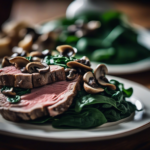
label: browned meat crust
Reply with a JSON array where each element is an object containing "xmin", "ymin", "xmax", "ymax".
[
  {"xmin": 0, "ymin": 75, "xmax": 82, "ymax": 122},
  {"xmin": 0, "ymin": 65, "xmax": 66, "ymax": 89}
]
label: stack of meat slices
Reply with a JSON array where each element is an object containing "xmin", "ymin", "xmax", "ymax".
[{"xmin": 0, "ymin": 64, "xmax": 82, "ymax": 122}]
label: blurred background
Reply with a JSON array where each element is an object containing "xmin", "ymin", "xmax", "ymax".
[
  {"xmin": 1, "ymin": 0, "xmax": 150, "ymax": 28},
  {"xmin": 0, "ymin": 0, "xmax": 150, "ymax": 69}
]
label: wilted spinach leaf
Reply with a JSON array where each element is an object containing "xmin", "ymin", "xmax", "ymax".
[
  {"xmin": 43, "ymin": 55, "xmax": 76, "ymax": 68},
  {"xmin": 25, "ymin": 56, "xmax": 32, "ymax": 61},
  {"xmin": 110, "ymin": 79, "xmax": 133, "ymax": 97},
  {"xmin": 52, "ymin": 108, "xmax": 107, "ymax": 129},
  {"xmin": 1, "ymin": 86, "xmax": 31, "ymax": 104},
  {"xmin": 75, "ymin": 93, "xmax": 118, "ymax": 112},
  {"xmin": 27, "ymin": 116, "xmax": 53, "ymax": 124},
  {"xmin": 7, "ymin": 95, "xmax": 20, "ymax": 104}
]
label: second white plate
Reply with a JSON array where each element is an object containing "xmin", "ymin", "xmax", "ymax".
[{"xmin": 91, "ymin": 57, "xmax": 150, "ymax": 74}]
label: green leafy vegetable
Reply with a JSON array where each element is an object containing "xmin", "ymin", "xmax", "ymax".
[
  {"xmin": 110, "ymin": 80, "xmax": 133, "ymax": 97},
  {"xmin": 43, "ymin": 55, "xmax": 76, "ymax": 68},
  {"xmin": 1, "ymin": 86, "xmax": 31, "ymax": 104},
  {"xmin": 52, "ymin": 108, "xmax": 107, "ymax": 129},
  {"xmin": 25, "ymin": 77, "xmax": 136, "ymax": 129},
  {"xmin": 25, "ymin": 56, "xmax": 32, "ymax": 61},
  {"xmin": 40, "ymin": 12, "xmax": 150, "ymax": 64},
  {"xmin": 7, "ymin": 95, "xmax": 20, "ymax": 104},
  {"xmin": 27, "ymin": 116, "xmax": 53, "ymax": 124},
  {"xmin": 75, "ymin": 93, "xmax": 118, "ymax": 112}
]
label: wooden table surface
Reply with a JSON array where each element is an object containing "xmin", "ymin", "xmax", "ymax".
[{"xmin": 0, "ymin": 1, "xmax": 150, "ymax": 150}]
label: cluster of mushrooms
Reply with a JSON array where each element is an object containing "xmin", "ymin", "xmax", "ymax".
[
  {"xmin": 83, "ymin": 65, "xmax": 116, "ymax": 94},
  {"xmin": 2, "ymin": 56, "xmax": 50, "ymax": 74},
  {"xmin": 0, "ymin": 21, "xmax": 57, "ymax": 60},
  {"xmin": 1, "ymin": 44, "xmax": 116, "ymax": 94},
  {"xmin": 56, "ymin": 45, "xmax": 116, "ymax": 94}
]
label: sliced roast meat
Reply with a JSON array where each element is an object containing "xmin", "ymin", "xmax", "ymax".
[
  {"xmin": 0, "ymin": 75, "xmax": 82, "ymax": 121},
  {"xmin": 0, "ymin": 65, "xmax": 66, "ymax": 88},
  {"xmin": 32, "ymin": 65, "xmax": 66, "ymax": 87}
]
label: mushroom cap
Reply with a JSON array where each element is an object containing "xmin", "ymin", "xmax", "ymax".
[
  {"xmin": 94, "ymin": 64, "xmax": 108, "ymax": 80},
  {"xmin": 67, "ymin": 73, "xmax": 76, "ymax": 81},
  {"xmin": 67, "ymin": 61, "xmax": 92, "ymax": 71},
  {"xmin": 96, "ymin": 79, "xmax": 116, "ymax": 90},
  {"xmin": 2, "ymin": 57, "xmax": 11, "ymax": 68},
  {"xmin": 2, "ymin": 87, "xmax": 16, "ymax": 96},
  {"xmin": 9, "ymin": 56, "xmax": 30, "ymax": 68},
  {"xmin": 56, "ymin": 45, "xmax": 76, "ymax": 57},
  {"xmin": 18, "ymin": 34, "xmax": 33, "ymax": 52},
  {"xmin": 81, "ymin": 56, "xmax": 90, "ymax": 61},
  {"xmin": 94, "ymin": 64, "xmax": 116, "ymax": 90},
  {"xmin": 84, "ymin": 82, "xmax": 104, "ymax": 94},
  {"xmin": 29, "ymin": 51, "xmax": 43, "ymax": 57},
  {"xmin": 83, "ymin": 71, "xmax": 94, "ymax": 83},
  {"xmin": 26, "ymin": 62, "xmax": 50, "ymax": 73}
]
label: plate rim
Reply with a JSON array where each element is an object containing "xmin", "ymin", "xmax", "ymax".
[{"xmin": 91, "ymin": 57, "xmax": 150, "ymax": 75}]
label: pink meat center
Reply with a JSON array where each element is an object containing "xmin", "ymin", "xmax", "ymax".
[
  {"xmin": 21, "ymin": 80, "xmax": 74, "ymax": 109},
  {"xmin": 0, "ymin": 66, "xmax": 21, "ymax": 74}
]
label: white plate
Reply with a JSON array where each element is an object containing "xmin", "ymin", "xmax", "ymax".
[
  {"xmin": 91, "ymin": 57, "xmax": 150, "ymax": 75},
  {"xmin": 0, "ymin": 76, "xmax": 150, "ymax": 142}
]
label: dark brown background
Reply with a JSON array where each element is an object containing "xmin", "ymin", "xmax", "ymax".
[{"xmin": 0, "ymin": 1, "xmax": 150, "ymax": 150}]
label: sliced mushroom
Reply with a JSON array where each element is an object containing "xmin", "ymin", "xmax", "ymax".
[
  {"xmin": 94, "ymin": 64, "xmax": 116, "ymax": 90},
  {"xmin": 19, "ymin": 27, "xmax": 39, "ymax": 42},
  {"xmin": 26, "ymin": 62, "xmax": 50, "ymax": 73},
  {"xmin": 2, "ymin": 87, "xmax": 16, "ymax": 97},
  {"xmin": 32, "ymin": 32, "xmax": 56, "ymax": 52},
  {"xmin": 2, "ymin": 57, "xmax": 11, "ymax": 68},
  {"xmin": 29, "ymin": 50, "xmax": 50, "ymax": 58},
  {"xmin": 65, "ymin": 68, "xmax": 77, "ymax": 81},
  {"xmin": 83, "ymin": 72, "xmax": 98, "ymax": 87},
  {"xmin": 18, "ymin": 34, "xmax": 33, "ymax": 52},
  {"xmin": 67, "ymin": 61, "xmax": 92, "ymax": 71},
  {"xmin": 56, "ymin": 45, "xmax": 76, "ymax": 57},
  {"xmin": 76, "ymin": 56, "xmax": 91, "ymax": 67},
  {"xmin": 29, "ymin": 51, "xmax": 43, "ymax": 57},
  {"xmin": 84, "ymin": 82, "xmax": 104, "ymax": 94},
  {"xmin": 83, "ymin": 71, "xmax": 104, "ymax": 94},
  {"xmin": 9, "ymin": 56, "xmax": 30, "ymax": 69}
]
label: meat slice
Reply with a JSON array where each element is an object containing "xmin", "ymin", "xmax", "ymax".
[
  {"xmin": 32, "ymin": 65, "xmax": 66, "ymax": 87},
  {"xmin": 0, "ymin": 75, "xmax": 82, "ymax": 122},
  {"xmin": 0, "ymin": 65, "xmax": 66, "ymax": 88}
]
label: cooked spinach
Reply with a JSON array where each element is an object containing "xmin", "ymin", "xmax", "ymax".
[
  {"xmin": 39, "ymin": 11, "xmax": 150, "ymax": 64},
  {"xmin": 52, "ymin": 108, "xmax": 107, "ymax": 129},
  {"xmin": 25, "ymin": 56, "xmax": 32, "ymax": 61},
  {"xmin": 43, "ymin": 55, "xmax": 76, "ymax": 68},
  {"xmin": 26, "ymin": 79, "xmax": 136, "ymax": 128},
  {"xmin": 75, "ymin": 93, "xmax": 118, "ymax": 112},
  {"xmin": 1, "ymin": 86, "xmax": 31, "ymax": 104},
  {"xmin": 7, "ymin": 95, "xmax": 20, "ymax": 104},
  {"xmin": 27, "ymin": 116, "xmax": 53, "ymax": 124}
]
